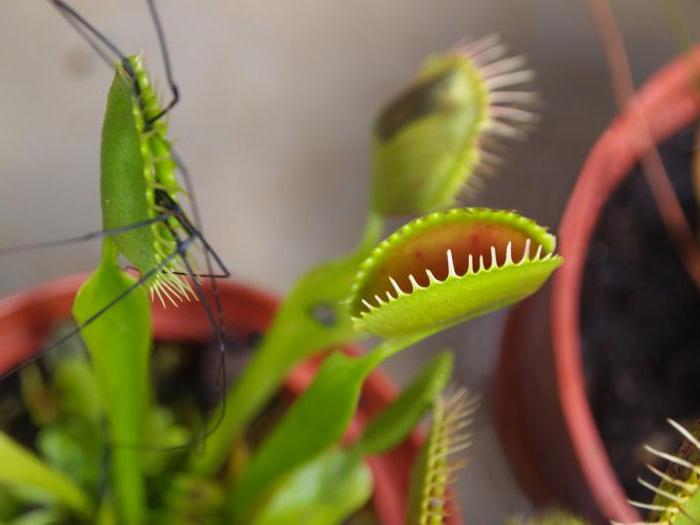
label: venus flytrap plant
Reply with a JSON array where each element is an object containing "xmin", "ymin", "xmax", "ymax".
[
  {"xmin": 247, "ymin": 352, "xmax": 454, "ymax": 525},
  {"xmin": 0, "ymin": 2, "xmax": 561, "ymax": 523},
  {"xmin": 224, "ymin": 206, "xmax": 561, "ymax": 522},
  {"xmin": 193, "ymin": 34, "xmax": 537, "ymax": 477}
]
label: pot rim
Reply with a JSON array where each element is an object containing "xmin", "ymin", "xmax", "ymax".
[{"xmin": 552, "ymin": 46, "xmax": 700, "ymax": 521}]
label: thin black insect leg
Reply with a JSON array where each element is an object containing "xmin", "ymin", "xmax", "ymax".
[
  {"xmin": 98, "ymin": 232, "xmax": 221, "ymax": 455},
  {"xmin": 50, "ymin": 1, "xmax": 128, "ymax": 66},
  {"xmin": 173, "ymin": 215, "xmax": 230, "ymax": 278},
  {"xmin": 0, "ymin": 236, "xmax": 195, "ymax": 382},
  {"xmin": 169, "ymin": 225, "xmax": 231, "ymax": 279},
  {"xmin": 145, "ymin": 0, "xmax": 180, "ymax": 125},
  {"xmin": 167, "ymin": 151, "xmax": 229, "ymax": 407},
  {"xmin": 50, "ymin": 0, "xmax": 140, "ymax": 98},
  {"xmin": 165, "ymin": 225, "xmax": 228, "ymax": 445},
  {"xmin": 154, "ymin": 189, "xmax": 231, "ymax": 278},
  {"xmin": 0, "ymin": 213, "xmax": 173, "ymax": 257},
  {"xmin": 106, "ymin": 232, "xmax": 223, "ymax": 454}
]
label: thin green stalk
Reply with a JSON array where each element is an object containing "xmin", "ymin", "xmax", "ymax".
[{"xmin": 72, "ymin": 238, "xmax": 151, "ymax": 525}]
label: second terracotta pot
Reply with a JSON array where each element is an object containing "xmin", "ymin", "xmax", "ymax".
[{"xmin": 493, "ymin": 46, "xmax": 700, "ymax": 523}]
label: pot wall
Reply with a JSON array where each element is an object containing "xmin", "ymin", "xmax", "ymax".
[{"xmin": 494, "ymin": 47, "xmax": 700, "ymax": 523}]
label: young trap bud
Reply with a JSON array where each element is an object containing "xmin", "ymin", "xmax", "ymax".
[
  {"xmin": 349, "ymin": 208, "xmax": 562, "ymax": 338},
  {"xmin": 101, "ymin": 55, "xmax": 192, "ymax": 306},
  {"xmin": 371, "ymin": 35, "xmax": 538, "ymax": 216}
]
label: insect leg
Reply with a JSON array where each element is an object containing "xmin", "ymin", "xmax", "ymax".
[
  {"xmin": 169, "ymin": 150, "xmax": 229, "ymax": 279},
  {"xmin": 164, "ymin": 224, "xmax": 228, "ymax": 444},
  {"xmin": 0, "ymin": 213, "xmax": 173, "ymax": 257},
  {"xmin": 49, "ymin": 1, "xmax": 128, "ymax": 67},
  {"xmin": 0, "ymin": 235, "xmax": 196, "ymax": 381},
  {"xmin": 145, "ymin": 0, "xmax": 180, "ymax": 125},
  {"xmin": 154, "ymin": 189, "xmax": 230, "ymax": 278}
]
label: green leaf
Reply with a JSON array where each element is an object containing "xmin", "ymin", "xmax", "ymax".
[
  {"xmin": 51, "ymin": 346, "xmax": 101, "ymax": 425},
  {"xmin": 36, "ymin": 426, "xmax": 100, "ymax": 494},
  {"xmin": 0, "ymin": 431, "xmax": 91, "ymax": 518},
  {"xmin": 72, "ymin": 241, "xmax": 151, "ymax": 525},
  {"xmin": 227, "ymin": 338, "xmax": 413, "ymax": 523},
  {"xmin": 251, "ymin": 449, "xmax": 372, "ymax": 525},
  {"xmin": 354, "ymin": 351, "xmax": 453, "ymax": 456}
]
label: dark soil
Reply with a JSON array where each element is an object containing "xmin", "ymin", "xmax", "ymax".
[
  {"xmin": 0, "ymin": 328, "xmax": 381, "ymax": 523},
  {"xmin": 580, "ymin": 125, "xmax": 700, "ymax": 503}
]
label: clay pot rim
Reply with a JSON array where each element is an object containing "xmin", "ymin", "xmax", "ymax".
[{"xmin": 551, "ymin": 47, "xmax": 700, "ymax": 520}]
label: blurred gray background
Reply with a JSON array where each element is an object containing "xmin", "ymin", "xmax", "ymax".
[{"xmin": 1, "ymin": 1, "xmax": 699, "ymax": 522}]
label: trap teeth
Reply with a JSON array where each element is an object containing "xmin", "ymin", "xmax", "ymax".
[
  {"xmin": 408, "ymin": 274, "xmax": 422, "ymax": 292},
  {"xmin": 425, "ymin": 269, "xmax": 440, "ymax": 284},
  {"xmin": 467, "ymin": 254, "xmax": 475, "ymax": 274},
  {"xmin": 489, "ymin": 246, "xmax": 498, "ymax": 269},
  {"xmin": 521, "ymin": 239, "xmax": 531, "ymax": 263},
  {"xmin": 504, "ymin": 241, "xmax": 513, "ymax": 264},
  {"xmin": 389, "ymin": 276, "xmax": 405, "ymax": 296},
  {"xmin": 446, "ymin": 249, "xmax": 456, "ymax": 277},
  {"xmin": 349, "ymin": 208, "xmax": 562, "ymax": 338}
]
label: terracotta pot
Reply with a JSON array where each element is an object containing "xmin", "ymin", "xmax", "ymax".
[
  {"xmin": 0, "ymin": 274, "xmax": 461, "ymax": 524},
  {"xmin": 493, "ymin": 47, "xmax": 700, "ymax": 523}
]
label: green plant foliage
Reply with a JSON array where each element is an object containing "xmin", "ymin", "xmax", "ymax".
[
  {"xmin": 620, "ymin": 419, "xmax": 700, "ymax": 525},
  {"xmin": 0, "ymin": 431, "xmax": 91, "ymax": 518},
  {"xmin": 407, "ymin": 388, "xmax": 478, "ymax": 525},
  {"xmin": 72, "ymin": 239, "xmax": 152, "ymax": 525},
  {"xmin": 0, "ymin": 3, "xmax": 562, "ymax": 521},
  {"xmin": 157, "ymin": 476, "xmax": 225, "ymax": 525},
  {"xmin": 371, "ymin": 36, "xmax": 535, "ymax": 216},
  {"xmin": 193, "ymin": 213, "xmax": 384, "ymax": 476},
  {"xmin": 350, "ymin": 208, "xmax": 562, "ymax": 339},
  {"xmin": 226, "ymin": 347, "xmax": 392, "ymax": 522},
  {"xmin": 247, "ymin": 351, "xmax": 454, "ymax": 524},
  {"xmin": 354, "ymin": 351, "xmax": 453, "ymax": 456},
  {"xmin": 9, "ymin": 509, "xmax": 65, "ymax": 525},
  {"xmin": 250, "ymin": 449, "xmax": 372, "ymax": 525}
]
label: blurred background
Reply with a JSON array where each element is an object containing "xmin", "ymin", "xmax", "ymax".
[{"xmin": 1, "ymin": 1, "xmax": 699, "ymax": 521}]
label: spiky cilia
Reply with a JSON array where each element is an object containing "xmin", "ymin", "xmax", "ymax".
[
  {"xmin": 617, "ymin": 419, "xmax": 700, "ymax": 525},
  {"xmin": 407, "ymin": 387, "xmax": 478, "ymax": 525}
]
